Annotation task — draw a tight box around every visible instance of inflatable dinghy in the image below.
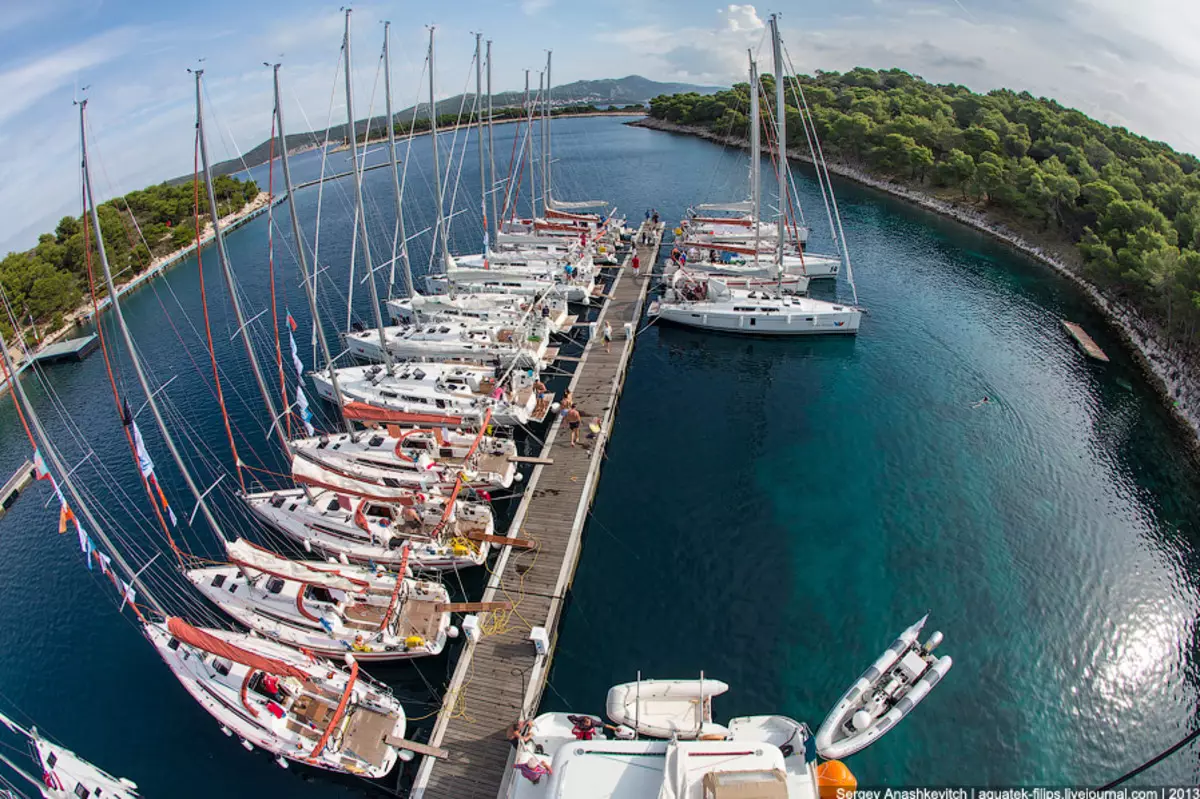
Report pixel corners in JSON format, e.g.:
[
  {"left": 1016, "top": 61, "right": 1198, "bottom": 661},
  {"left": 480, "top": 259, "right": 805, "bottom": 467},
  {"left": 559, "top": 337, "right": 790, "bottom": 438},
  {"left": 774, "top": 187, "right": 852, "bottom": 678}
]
[
  {"left": 605, "top": 678, "right": 730, "bottom": 739},
  {"left": 815, "top": 615, "right": 952, "bottom": 759}
]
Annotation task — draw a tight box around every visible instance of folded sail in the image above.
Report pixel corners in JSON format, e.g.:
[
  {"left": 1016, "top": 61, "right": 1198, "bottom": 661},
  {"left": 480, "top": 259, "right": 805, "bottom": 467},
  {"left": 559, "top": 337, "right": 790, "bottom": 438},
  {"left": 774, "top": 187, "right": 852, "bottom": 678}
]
[
  {"left": 695, "top": 201, "right": 753, "bottom": 212},
  {"left": 165, "top": 617, "right": 309, "bottom": 679},
  {"left": 226, "top": 538, "right": 368, "bottom": 593},
  {"left": 548, "top": 199, "right": 608, "bottom": 210}
]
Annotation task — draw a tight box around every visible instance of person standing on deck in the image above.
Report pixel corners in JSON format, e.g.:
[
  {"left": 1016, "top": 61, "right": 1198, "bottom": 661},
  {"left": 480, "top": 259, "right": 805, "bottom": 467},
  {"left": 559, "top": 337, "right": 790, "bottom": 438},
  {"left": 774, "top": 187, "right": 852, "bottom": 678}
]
[
  {"left": 565, "top": 406, "right": 582, "bottom": 447},
  {"left": 533, "top": 379, "right": 548, "bottom": 416}
]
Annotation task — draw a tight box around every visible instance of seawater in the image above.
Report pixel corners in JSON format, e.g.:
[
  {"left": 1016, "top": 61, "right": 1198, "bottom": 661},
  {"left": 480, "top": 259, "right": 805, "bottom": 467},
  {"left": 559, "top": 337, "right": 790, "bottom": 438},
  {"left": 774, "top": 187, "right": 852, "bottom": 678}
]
[{"left": 0, "top": 116, "right": 1194, "bottom": 795}]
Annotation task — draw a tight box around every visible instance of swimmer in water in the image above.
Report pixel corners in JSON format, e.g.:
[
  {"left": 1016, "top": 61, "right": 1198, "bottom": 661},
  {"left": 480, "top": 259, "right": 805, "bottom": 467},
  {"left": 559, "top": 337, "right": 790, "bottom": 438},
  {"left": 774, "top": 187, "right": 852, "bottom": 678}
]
[{"left": 972, "top": 396, "right": 991, "bottom": 408}]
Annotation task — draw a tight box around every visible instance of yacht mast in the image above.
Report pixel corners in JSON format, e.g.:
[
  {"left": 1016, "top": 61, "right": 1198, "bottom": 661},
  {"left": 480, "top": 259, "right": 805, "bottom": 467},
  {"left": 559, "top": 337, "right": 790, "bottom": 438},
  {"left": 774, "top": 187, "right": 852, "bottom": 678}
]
[
  {"left": 535, "top": 71, "right": 544, "bottom": 217},
  {"left": 273, "top": 64, "right": 355, "bottom": 439},
  {"left": 383, "top": 21, "right": 414, "bottom": 299},
  {"left": 195, "top": 70, "right": 293, "bottom": 454},
  {"left": 749, "top": 53, "right": 761, "bottom": 260},
  {"left": 486, "top": 40, "right": 498, "bottom": 245},
  {"left": 523, "top": 70, "right": 531, "bottom": 219},
  {"left": 475, "top": 33, "right": 487, "bottom": 251},
  {"left": 542, "top": 51, "right": 551, "bottom": 209},
  {"left": 343, "top": 10, "right": 395, "bottom": 374},
  {"left": 427, "top": 26, "right": 453, "bottom": 273},
  {"left": 80, "top": 94, "right": 230, "bottom": 561},
  {"left": 770, "top": 13, "right": 787, "bottom": 265}
]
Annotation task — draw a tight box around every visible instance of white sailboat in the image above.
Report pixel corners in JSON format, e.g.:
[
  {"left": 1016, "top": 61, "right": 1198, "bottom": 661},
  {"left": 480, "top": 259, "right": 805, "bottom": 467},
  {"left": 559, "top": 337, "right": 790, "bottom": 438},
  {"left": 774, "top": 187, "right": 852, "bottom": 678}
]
[
  {"left": 243, "top": 485, "right": 494, "bottom": 571},
  {"left": 650, "top": 272, "right": 860, "bottom": 335},
  {"left": 291, "top": 422, "right": 518, "bottom": 493},
  {"left": 386, "top": 291, "right": 573, "bottom": 335},
  {"left": 185, "top": 539, "right": 454, "bottom": 661},
  {"left": 0, "top": 710, "right": 139, "bottom": 799},
  {"left": 342, "top": 316, "right": 553, "bottom": 369},
  {"left": 147, "top": 618, "right": 406, "bottom": 777},
  {"left": 311, "top": 361, "right": 547, "bottom": 428}
]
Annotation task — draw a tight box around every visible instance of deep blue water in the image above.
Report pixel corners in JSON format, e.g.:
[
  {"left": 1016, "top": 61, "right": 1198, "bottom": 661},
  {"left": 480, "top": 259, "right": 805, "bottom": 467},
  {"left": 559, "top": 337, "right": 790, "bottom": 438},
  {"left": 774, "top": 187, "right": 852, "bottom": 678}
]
[{"left": 0, "top": 114, "right": 1196, "bottom": 795}]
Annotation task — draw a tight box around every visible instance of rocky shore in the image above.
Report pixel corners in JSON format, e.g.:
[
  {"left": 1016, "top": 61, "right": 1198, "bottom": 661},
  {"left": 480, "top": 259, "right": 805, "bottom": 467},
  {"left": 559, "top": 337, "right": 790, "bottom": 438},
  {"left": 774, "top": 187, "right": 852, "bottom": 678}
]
[{"left": 631, "top": 116, "right": 1200, "bottom": 448}]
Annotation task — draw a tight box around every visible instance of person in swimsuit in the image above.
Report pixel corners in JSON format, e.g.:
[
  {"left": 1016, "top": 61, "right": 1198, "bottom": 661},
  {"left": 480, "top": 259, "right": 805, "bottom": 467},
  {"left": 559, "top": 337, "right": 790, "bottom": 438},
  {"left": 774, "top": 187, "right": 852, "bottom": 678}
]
[
  {"left": 532, "top": 379, "right": 548, "bottom": 416},
  {"left": 565, "top": 407, "right": 582, "bottom": 447}
]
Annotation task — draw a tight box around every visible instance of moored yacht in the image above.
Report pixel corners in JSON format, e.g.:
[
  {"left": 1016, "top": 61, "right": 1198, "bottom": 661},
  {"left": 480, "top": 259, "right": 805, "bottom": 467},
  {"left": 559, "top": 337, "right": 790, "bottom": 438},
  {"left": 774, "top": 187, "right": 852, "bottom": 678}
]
[
  {"left": 310, "top": 361, "right": 548, "bottom": 428},
  {"left": 243, "top": 485, "right": 494, "bottom": 571},
  {"left": 186, "top": 539, "right": 453, "bottom": 662},
  {"left": 344, "top": 318, "right": 553, "bottom": 370},
  {"left": 0, "top": 709, "right": 140, "bottom": 799},
  {"left": 650, "top": 274, "right": 861, "bottom": 336},
  {"left": 386, "top": 292, "right": 573, "bottom": 336},
  {"left": 147, "top": 618, "right": 407, "bottom": 777}
]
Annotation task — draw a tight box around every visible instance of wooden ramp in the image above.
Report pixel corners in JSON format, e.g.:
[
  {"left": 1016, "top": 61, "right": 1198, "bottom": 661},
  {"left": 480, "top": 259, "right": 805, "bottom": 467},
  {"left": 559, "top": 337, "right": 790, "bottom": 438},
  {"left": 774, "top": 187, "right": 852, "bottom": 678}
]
[
  {"left": 411, "top": 222, "right": 664, "bottom": 799},
  {"left": 1062, "top": 320, "right": 1109, "bottom": 362}
]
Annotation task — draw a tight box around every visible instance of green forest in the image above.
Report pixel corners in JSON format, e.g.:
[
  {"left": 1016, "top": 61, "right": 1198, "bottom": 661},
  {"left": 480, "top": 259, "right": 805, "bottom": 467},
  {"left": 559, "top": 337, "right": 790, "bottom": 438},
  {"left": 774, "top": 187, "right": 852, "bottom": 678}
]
[
  {"left": 649, "top": 68, "right": 1200, "bottom": 350},
  {"left": 2, "top": 175, "right": 258, "bottom": 343}
]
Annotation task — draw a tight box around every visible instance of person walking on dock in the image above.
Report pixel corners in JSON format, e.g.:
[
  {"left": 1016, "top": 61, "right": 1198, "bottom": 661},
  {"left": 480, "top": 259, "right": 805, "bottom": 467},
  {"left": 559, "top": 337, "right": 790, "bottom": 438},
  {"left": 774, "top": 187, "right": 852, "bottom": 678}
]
[
  {"left": 602, "top": 321, "right": 613, "bottom": 353},
  {"left": 632, "top": 253, "right": 640, "bottom": 273},
  {"left": 565, "top": 406, "right": 582, "bottom": 447}
]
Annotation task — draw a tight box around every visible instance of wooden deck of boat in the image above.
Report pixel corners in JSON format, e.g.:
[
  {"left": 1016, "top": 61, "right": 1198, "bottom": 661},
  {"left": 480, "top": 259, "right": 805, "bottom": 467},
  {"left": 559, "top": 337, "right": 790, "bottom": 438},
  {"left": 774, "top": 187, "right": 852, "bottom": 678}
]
[
  {"left": 410, "top": 221, "right": 664, "bottom": 799},
  {"left": 1062, "top": 320, "right": 1109, "bottom": 362}
]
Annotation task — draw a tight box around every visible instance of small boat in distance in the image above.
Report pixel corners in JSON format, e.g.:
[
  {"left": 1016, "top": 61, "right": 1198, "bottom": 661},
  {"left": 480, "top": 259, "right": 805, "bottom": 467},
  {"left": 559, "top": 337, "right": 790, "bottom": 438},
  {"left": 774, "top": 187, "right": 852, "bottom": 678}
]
[{"left": 814, "top": 615, "right": 952, "bottom": 760}]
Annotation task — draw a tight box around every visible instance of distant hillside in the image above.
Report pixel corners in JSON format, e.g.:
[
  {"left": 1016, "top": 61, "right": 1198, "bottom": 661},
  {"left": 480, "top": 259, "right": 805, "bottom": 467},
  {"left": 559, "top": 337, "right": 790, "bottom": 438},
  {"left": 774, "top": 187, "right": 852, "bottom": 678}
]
[{"left": 194, "top": 75, "right": 721, "bottom": 180}]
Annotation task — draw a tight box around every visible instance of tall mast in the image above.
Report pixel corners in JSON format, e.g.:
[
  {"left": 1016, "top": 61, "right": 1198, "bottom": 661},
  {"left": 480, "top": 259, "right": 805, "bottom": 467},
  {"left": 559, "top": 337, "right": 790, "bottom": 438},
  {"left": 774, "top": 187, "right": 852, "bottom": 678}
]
[
  {"left": 749, "top": 54, "right": 761, "bottom": 260},
  {"left": 523, "top": 70, "right": 532, "bottom": 219},
  {"left": 81, "top": 95, "right": 230, "bottom": 555},
  {"left": 343, "top": 9, "right": 395, "bottom": 373},
  {"left": 542, "top": 52, "right": 551, "bottom": 209},
  {"left": 383, "top": 21, "right": 414, "bottom": 298},
  {"left": 770, "top": 13, "right": 786, "bottom": 264},
  {"left": 533, "top": 72, "right": 542, "bottom": 218},
  {"left": 427, "top": 26, "right": 452, "bottom": 272},
  {"left": 195, "top": 70, "right": 293, "bottom": 455},
  {"left": 274, "top": 64, "right": 354, "bottom": 439},
  {"left": 0, "top": 324, "right": 165, "bottom": 618},
  {"left": 475, "top": 33, "right": 487, "bottom": 251},
  {"left": 486, "top": 40, "right": 498, "bottom": 244}
]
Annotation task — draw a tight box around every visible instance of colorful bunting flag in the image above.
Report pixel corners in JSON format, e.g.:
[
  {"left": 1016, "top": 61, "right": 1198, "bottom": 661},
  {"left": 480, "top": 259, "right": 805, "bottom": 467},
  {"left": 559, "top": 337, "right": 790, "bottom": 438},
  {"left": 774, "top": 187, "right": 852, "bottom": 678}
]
[
  {"left": 32, "top": 448, "right": 50, "bottom": 481},
  {"left": 296, "top": 385, "right": 315, "bottom": 436}
]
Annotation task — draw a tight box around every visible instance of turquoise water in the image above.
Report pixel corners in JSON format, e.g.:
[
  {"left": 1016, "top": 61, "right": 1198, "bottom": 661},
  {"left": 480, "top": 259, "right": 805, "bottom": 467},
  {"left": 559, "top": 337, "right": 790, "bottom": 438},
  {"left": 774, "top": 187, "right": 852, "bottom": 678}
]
[{"left": 0, "top": 116, "right": 1196, "bottom": 794}]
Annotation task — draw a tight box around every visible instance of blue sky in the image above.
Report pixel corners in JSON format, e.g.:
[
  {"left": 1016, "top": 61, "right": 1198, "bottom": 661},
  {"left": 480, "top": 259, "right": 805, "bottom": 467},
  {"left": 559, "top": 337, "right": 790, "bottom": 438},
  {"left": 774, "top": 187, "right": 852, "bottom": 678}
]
[{"left": 2, "top": 0, "right": 1198, "bottom": 255}]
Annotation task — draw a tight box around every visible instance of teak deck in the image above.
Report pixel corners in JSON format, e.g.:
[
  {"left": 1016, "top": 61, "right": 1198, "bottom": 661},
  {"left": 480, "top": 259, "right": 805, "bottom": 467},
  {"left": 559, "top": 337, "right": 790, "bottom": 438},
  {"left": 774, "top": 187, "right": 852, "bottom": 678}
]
[{"left": 410, "top": 221, "right": 664, "bottom": 799}]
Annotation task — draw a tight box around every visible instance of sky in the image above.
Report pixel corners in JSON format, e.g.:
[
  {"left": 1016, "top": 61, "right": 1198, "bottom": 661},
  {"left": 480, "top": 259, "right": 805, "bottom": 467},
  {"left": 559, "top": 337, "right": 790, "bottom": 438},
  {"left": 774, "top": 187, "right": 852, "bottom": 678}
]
[{"left": 2, "top": 0, "right": 1199, "bottom": 255}]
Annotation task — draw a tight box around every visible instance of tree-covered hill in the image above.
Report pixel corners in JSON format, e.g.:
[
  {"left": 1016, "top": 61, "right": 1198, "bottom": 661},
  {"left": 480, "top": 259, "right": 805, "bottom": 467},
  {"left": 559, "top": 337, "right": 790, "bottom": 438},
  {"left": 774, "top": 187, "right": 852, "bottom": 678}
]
[
  {"left": 649, "top": 68, "right": 1200, "bottom": 349},
  {"left": 1, "top": 175, "right": 258, "bottom": 343}
]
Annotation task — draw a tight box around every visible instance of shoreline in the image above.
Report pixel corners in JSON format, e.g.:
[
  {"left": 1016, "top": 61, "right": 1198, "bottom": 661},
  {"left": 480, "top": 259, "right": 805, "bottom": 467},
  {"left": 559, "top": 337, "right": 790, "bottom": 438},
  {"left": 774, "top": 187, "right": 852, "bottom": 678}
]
[
  {"left": 630, "top": 116, "right": 1200, "bottom": 450},
  {"left": 1, "top": 191, "right": 281, "bottom": 398}
]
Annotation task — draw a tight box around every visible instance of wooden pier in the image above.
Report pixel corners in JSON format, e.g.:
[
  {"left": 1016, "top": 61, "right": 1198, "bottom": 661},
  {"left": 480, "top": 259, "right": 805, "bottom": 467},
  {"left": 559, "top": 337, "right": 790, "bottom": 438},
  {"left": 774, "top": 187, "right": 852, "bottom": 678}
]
[
  {"left": 410, "top": 221, "right": 664, "bottom": 799},
  {"left": 1062, "top": 320, "right": 1109, "bottom": 362}
]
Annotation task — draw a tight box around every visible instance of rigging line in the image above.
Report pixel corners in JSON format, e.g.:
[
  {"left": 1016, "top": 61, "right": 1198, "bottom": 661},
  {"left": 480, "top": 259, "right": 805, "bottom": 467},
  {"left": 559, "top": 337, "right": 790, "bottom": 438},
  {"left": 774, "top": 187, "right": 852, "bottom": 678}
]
[
  {"left": 265, "top": 108, "right": 293, "bottom": 441},
  {"left": 192, "top": 130, "right": 247, "bottom": 494}
]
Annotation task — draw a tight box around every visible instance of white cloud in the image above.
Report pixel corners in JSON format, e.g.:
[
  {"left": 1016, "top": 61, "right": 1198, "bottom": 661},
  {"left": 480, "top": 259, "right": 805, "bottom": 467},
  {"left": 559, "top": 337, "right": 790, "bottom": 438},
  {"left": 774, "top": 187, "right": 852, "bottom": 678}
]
[
  {"left": 0, "top": 26, "right": 141, "bottom": 127},
  {"left": 521, "top": 0, "right": 554, "bottom": 15}
]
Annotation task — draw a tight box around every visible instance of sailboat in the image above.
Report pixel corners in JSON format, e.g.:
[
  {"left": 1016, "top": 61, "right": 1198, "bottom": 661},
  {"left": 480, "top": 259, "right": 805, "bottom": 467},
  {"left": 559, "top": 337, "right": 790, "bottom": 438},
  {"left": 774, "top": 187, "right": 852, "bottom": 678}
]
[
  {"left": 650, "top": 25, "right": 863, "bottom": 336},
  {"left": 243, "top": 483, "right": 495, "bottom": 571},
  {"left": 342, "top": 314, "right": 554, "bottom": 369},
  {"left": 385, "top": 290, "right": 574, "bottom": 336},
  {"left": 289, "top": 419, "right": 520, "bottom": 494},
  {"left": 0, "top": 709, "right": 139, "bottom": 799}
]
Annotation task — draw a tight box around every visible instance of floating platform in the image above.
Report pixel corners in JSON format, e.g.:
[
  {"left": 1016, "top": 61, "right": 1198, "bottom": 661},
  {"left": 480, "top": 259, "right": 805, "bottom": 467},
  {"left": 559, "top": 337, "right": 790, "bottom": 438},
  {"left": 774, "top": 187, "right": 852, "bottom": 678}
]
[
  {"left": 31, "top": 334, "right": 98, "bottom": 364},
  {"left": 0, "top": 460, "right": 35, "bottom": 521},
  {"left": 1062, "top": 320, "right": 1109, "bottom": 362}
]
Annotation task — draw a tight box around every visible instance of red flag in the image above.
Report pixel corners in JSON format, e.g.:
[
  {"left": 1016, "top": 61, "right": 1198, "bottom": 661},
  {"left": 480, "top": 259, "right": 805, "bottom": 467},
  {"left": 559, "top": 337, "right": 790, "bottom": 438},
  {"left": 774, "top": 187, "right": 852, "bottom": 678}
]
[{"left": 287, "top": 311, "right": 298, "bottom": 332}]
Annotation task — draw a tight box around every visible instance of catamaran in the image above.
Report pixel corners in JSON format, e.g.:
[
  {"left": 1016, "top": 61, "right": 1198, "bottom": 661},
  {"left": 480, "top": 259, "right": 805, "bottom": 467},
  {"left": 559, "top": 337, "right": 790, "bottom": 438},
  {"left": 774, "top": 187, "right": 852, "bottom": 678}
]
[
  {"left": 186, "top": 539, "right": 454, "bottom": 662},
  {"left": 244, "top": 485, "right": 494, "bottom": 571},
  {"left": 311, "top": 361, "right": 549, "bottom": 428},
  {"left": 0, "top": 709, "right": 140, "bottom": 799}
]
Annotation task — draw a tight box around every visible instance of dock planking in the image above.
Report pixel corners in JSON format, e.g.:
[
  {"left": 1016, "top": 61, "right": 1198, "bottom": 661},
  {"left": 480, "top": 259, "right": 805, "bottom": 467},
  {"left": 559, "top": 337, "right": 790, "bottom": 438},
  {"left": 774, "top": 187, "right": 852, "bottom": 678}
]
[{"left": 411, "top": 221, "right": 663, "bottom": 799}]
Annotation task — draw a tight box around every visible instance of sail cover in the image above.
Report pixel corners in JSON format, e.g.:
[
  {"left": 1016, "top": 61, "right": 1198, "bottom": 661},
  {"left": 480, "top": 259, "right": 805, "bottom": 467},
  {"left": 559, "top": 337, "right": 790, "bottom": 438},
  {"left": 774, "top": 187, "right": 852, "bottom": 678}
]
[
  {"left": 695, "top": 201, "right": 753, "bottom": 212},
  {"left": 548, "top": 199, "right": 608, "bottom": 210},
  {"left": 166, "top": 617, "right": 309, "bottom": 679},
  {"left": 226, "top": 538, "right": 367, "bottom": 593}
]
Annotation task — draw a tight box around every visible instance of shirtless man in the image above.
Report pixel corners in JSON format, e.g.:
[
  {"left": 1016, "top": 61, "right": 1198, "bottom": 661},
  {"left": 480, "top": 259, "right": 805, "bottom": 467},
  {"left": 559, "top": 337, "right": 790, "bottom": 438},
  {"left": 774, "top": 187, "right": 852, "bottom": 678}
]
[{"left": 565, "top": 406, "right": 582, "bottom": 447}]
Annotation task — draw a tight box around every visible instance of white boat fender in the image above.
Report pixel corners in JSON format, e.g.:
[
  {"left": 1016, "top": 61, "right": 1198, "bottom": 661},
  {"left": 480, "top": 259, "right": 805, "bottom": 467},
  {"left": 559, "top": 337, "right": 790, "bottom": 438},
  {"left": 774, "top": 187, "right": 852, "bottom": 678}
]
[
  {"left": 344, "top": 653, "right": 357, "bottom": 667},
  {"left": 241, "top": 739, "right": 254, "bottom": 752},
  {"left": 447, "top": 625, "right": 460, "bottom": 639},
  {"left": 338, "top": 553, "right": 350, "bottom": 566},
  {"left": 303, "top": 539, "right": 313, "bottom": 553},
  {"left": 398, "top": 749, "right": 415, "bottom": 762},
  {"left": 514, "top": 472, "right": 524, "bottom": 482},
  {"left": 275, "top": 756, "right": 289, "bottom": 769}
]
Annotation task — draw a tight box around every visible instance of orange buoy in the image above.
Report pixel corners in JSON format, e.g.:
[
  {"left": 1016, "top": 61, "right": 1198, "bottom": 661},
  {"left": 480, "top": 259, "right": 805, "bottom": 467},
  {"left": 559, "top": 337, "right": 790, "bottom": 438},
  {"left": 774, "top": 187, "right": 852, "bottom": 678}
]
[{"left": 816, "top": 759, "right": 857, "bottom": 799}]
